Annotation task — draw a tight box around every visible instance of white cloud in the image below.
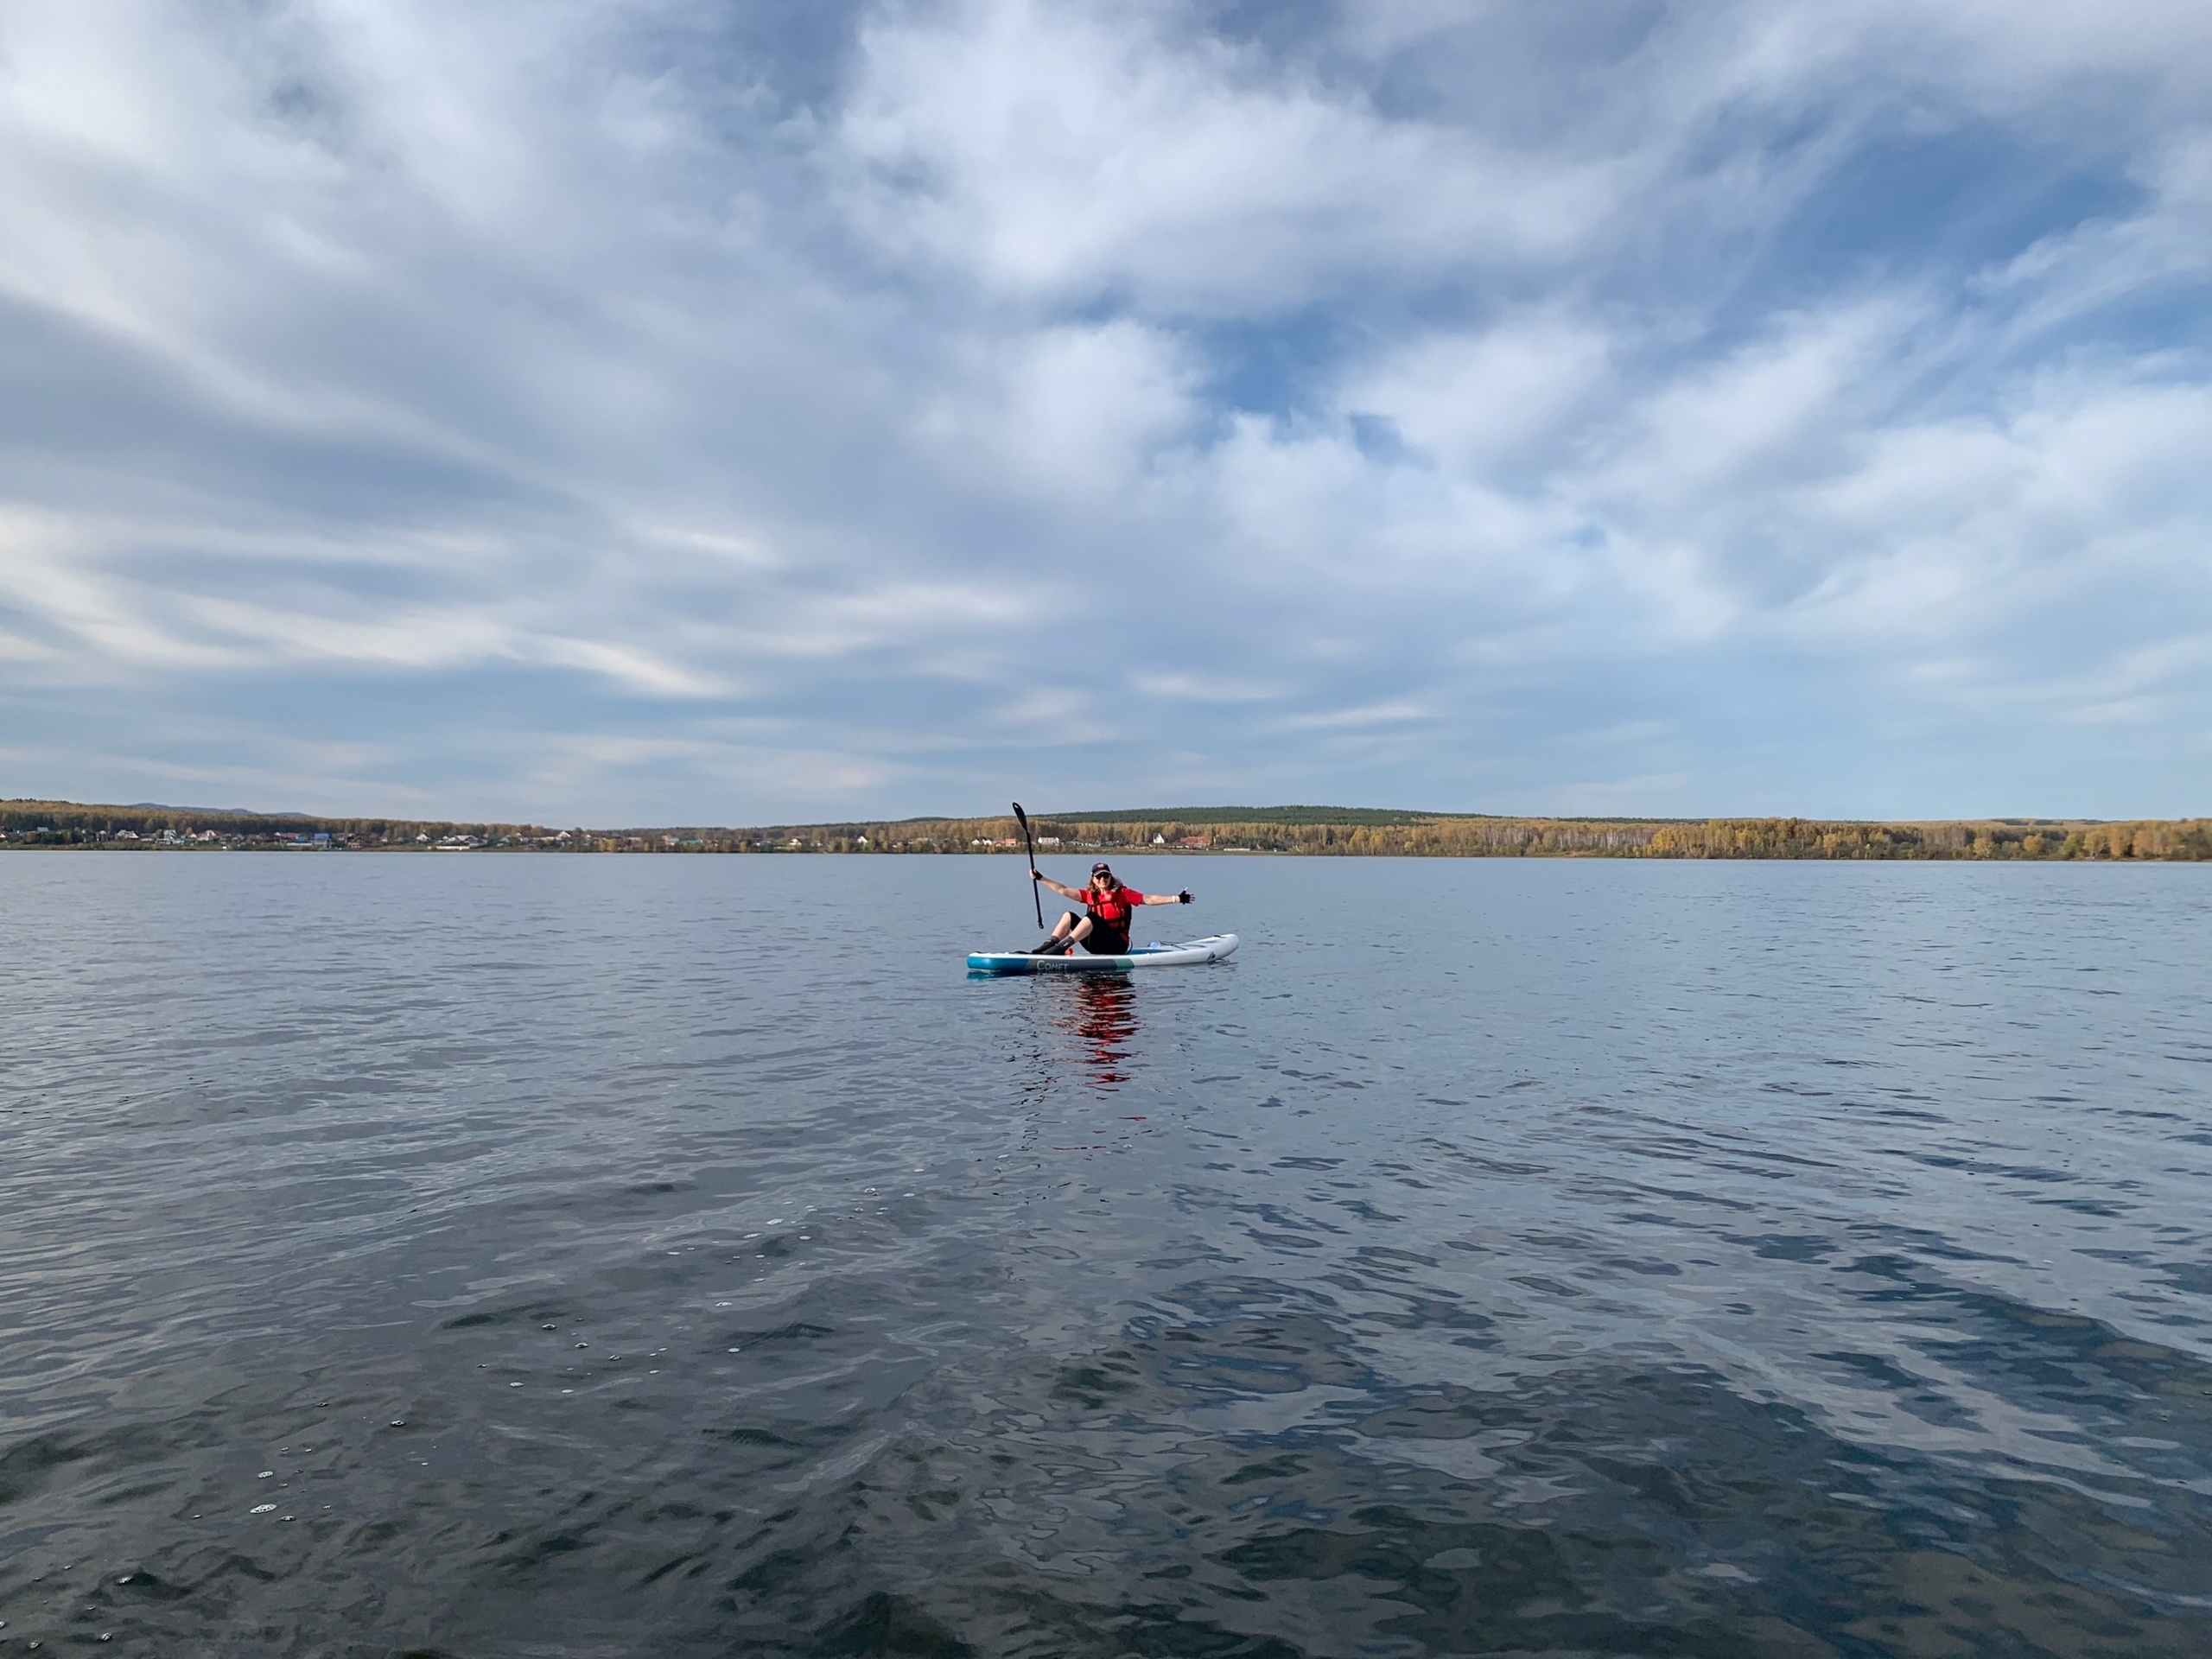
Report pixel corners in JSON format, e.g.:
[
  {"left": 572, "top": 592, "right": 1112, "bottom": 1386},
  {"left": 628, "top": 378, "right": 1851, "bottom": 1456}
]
[
  {"left": 1131, "top": 671, "right": 1284, "bottom": 705},
  {"left": 836, "top": 0, "right": 1629, "bottom": 312},
  {"left": 1344, "top": 316, "right": 1614, "bottom": 472},
  {"left": 1281, "top": 702, "right": 1433, "bottom": 732},
  {"left": 0, "top": 0, "right": 2206, "bottom": 820},
  {"left": 914, "top": 319, "right": 1197, "bottom": 501}
]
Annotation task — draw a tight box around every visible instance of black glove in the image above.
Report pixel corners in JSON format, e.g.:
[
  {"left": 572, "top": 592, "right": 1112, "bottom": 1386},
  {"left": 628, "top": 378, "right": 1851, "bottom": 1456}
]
[
  {"left": 1031, "top": 868, "right": 1044, "bottom": 881},
  {"left": 1177, "top": 888, "right": 1193, "bottom": 904}
]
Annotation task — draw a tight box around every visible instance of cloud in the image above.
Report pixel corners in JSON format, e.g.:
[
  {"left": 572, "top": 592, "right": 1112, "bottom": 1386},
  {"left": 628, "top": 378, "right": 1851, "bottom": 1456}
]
[
  {"left": 834, "top": 0, "right": 1635, "bottom": 315},
  {"left": 1344, "top": 316, "right": 1615, "bottom": 474},
  {"left": 1278, "top": 701, "right": 1436, "bottom": 739},
  {"left": 913, "top": 319, "right": 1198, "bottom": 502},
  {"left": 0, "top": 0, "right": 2205, "bottom": 821},
  {"left": 1131, "top": 671, "right": 1283, "bottom": 705}
]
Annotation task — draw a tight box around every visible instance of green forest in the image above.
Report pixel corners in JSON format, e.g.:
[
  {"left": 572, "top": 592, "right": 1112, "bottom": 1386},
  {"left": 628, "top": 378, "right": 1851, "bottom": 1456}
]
[{"left": 8, "top": 798, "right": 2207, "bottom": 861}]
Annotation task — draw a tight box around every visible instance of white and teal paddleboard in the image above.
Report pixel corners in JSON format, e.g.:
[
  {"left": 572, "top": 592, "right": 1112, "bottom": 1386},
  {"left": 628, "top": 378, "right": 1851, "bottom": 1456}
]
[{"left": 967, "top": 933, "right": 1239, "bottom": 976}]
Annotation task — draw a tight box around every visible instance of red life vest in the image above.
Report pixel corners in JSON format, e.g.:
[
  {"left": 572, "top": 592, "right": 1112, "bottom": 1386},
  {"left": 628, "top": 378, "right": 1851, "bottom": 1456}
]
[{"left": 1085, "top": 885, "right": 1138, "bottom": 927}]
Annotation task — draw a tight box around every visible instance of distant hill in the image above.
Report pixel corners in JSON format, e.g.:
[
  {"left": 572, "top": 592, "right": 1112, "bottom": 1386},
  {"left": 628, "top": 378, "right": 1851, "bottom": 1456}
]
[
  {"left": 740, "top": 810, "right": 2210, "bottom": 861},
  {"left": 127, "top": 802, "right": 311, "bottom": 818},
  {"left": 1042, "top": 804, "right": 1446, "bottom": 827}
]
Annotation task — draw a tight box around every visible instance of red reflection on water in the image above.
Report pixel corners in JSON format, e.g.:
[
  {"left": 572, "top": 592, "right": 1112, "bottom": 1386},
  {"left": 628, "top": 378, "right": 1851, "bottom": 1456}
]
[{"left": 1066, "top": 974, "right": 1139, "bottom": 1089}]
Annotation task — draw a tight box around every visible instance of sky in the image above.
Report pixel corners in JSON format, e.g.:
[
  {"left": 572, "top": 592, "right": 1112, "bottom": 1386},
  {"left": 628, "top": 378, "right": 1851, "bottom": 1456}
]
[{"left": 2, "top": 0, "right": 2208, "bottom": 825}]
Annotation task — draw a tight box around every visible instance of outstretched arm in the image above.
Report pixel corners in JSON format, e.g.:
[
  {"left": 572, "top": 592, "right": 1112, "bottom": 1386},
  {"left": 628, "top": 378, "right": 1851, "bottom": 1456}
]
[
  {"left": 1033, "top": 870, "right": 1084, "bottom": 900},
  {"left": 1139, "top": 888, "right": 1194, "bottom": 906}
]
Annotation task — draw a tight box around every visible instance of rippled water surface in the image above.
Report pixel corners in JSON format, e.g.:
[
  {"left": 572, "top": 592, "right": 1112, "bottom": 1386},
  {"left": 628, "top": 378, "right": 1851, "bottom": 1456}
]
[{"left": 4, "top": 851, "right": 2210, "bottom": 1657}]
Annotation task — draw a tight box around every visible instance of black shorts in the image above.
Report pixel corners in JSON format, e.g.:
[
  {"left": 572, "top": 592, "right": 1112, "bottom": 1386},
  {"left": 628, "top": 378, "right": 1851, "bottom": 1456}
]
[{"left": 1081, "top": 918, "right": 1131, "bottom": 954}]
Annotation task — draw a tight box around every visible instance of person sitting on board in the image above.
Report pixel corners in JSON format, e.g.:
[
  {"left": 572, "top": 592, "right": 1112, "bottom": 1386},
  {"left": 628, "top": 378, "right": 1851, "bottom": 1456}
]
[{"left": 1030, "top": 862, "right": 1192, "bottom": 955}]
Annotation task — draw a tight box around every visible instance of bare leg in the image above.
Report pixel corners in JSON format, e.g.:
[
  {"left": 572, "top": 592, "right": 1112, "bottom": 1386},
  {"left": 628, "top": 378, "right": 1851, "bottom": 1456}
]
[
  {"left": 1033, "top": 912, "right": 1097, "bottom": 956},
  {"left": 1039, "top": 913, "right": 1094, "bottom": 954}
]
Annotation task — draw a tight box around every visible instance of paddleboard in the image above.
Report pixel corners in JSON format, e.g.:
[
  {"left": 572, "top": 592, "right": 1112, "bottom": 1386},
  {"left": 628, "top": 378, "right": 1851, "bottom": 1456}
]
[{"left": 967, "top": 933, "right": 1239, "bottom": 976}]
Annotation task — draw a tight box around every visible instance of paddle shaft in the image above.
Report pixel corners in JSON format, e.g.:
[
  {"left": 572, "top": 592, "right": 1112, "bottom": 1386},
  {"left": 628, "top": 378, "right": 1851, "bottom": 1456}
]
[{"left": 1013, "top": 801, "right": 1044, "bottom": 928}]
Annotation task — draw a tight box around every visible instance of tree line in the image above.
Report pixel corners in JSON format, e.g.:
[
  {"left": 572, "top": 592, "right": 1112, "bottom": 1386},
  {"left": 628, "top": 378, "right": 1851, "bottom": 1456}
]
[
  {"left": 0, "top": 799, "right": 559, "bottom": 845},
  {"left": 6, "top": 798, "right": 2208, "bottom": 860},
  {"left": 706, "top": 813, "right": 2212, "bottom": 861}
]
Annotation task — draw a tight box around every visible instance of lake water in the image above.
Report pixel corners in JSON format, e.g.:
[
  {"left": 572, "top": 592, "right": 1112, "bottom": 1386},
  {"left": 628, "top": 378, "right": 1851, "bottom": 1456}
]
[{"left": 3, "top": 851, "right": 2210, "bottom": 1657}]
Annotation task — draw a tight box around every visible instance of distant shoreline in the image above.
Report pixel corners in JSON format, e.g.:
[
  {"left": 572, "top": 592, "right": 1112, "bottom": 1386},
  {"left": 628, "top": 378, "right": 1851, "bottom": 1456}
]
[{"left": 4, "top": 798, "right": 2207, "bottom": 861}]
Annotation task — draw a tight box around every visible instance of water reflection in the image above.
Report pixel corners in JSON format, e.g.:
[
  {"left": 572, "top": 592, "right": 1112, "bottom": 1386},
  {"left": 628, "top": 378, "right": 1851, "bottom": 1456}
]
[{"left": 1061, "top": 973, "right": 1139, "bottom": 1089}]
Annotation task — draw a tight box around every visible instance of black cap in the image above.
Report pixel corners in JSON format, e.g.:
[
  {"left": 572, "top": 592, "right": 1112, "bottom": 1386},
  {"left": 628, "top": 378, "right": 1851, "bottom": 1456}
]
[{"left": 1091, "top": 861, "right": 1112, "bottom": 874}]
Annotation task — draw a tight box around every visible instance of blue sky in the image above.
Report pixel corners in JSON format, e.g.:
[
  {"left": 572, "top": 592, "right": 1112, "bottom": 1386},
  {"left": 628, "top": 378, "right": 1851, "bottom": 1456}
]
[{"left": 2, "top": 0, "right": 2208, "bottom": 823}]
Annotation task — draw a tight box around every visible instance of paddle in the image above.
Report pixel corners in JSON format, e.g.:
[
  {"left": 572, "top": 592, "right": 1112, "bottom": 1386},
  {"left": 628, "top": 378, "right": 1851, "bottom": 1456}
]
[{"left": 1012, "top": 801, "right": 1044, "bottom": 929}]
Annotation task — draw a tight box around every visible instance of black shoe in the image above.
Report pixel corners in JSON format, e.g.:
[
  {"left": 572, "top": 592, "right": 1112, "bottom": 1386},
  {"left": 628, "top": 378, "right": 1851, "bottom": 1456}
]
[{"left": 1030, "top": 938, "right": 1071, "bottom": 955}]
